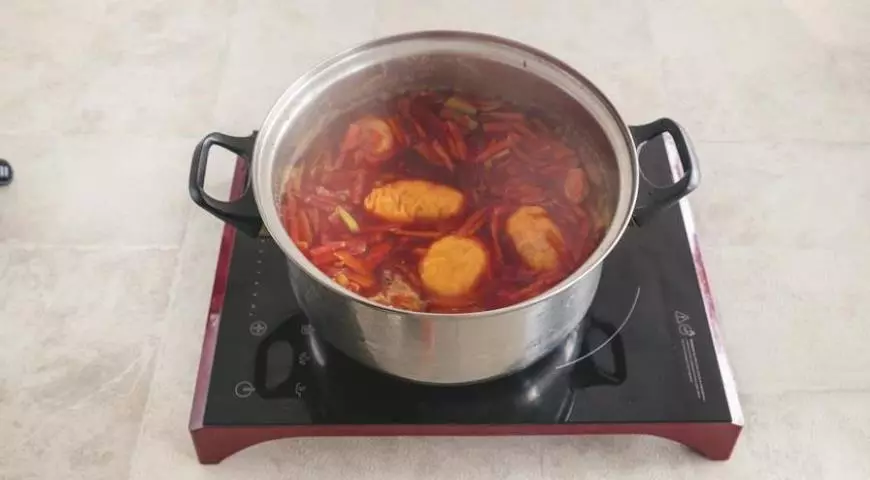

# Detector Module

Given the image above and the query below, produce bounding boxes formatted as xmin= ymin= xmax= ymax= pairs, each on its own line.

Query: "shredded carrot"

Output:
xmin=333 ymin=250 xmax=371 ymax=276
xmin=296 ymin=209 xmax=313 ymax=245
xmin=512 ymin=122 xmax=536 ymax=138
xmin=490 ymin=208 xmax=504 ymax=264
xmin=430 ymin=140 xmax=454 ymax=171
xmin=388 ymin=229 xmax=442 ymax=239
xmin=386 ymin=116 xmax=408 ymax=148
xmin=473 ymin=136 xmax=517 ymax=163
xmin=482 ymin=122 xmax=516 ymax=133
xmin=366 ymin=242 xmax=392 ymax=270
xmin=446 ymin=120 xmax=468 ymax=160
xmin=343 ymin=270 xmax=376 ymax=289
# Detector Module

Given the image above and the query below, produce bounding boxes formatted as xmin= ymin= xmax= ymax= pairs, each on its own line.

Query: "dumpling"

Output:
xmin=364 ymin=180 xmax=464 ymax=224
xmin=505 ymin=206 xmax=565 ymax=271
xmin=419 ymin=235 xmax=489 ymax=298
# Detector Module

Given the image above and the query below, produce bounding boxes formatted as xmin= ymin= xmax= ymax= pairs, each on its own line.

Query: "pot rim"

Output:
xmin=252 ymin=30 xmax=639 ymax=318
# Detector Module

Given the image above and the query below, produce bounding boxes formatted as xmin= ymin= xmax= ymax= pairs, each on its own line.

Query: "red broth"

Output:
xmin=280 ymin=91 xmax=608 ymax=313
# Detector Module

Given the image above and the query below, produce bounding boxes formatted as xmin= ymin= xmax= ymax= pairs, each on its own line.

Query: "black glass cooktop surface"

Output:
xmin=199 ymin=137 xmax=736 ymax=427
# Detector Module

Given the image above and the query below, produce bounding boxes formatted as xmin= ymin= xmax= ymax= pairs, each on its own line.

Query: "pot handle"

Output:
xmin=579 ymin=318 xmax=627 ymax=387
xmin=629 ymin=118 xmax=700 ymax=226
xmin=189 ymin=131 xmax=263 ymax=237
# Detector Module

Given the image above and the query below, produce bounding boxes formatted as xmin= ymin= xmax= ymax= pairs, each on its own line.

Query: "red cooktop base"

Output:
xmin=191 ymin=422 xmax=741 ymax=464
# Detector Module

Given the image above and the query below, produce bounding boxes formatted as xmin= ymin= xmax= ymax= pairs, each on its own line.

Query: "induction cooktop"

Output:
xmin=189 ymin=136 xmax=743 ymax=464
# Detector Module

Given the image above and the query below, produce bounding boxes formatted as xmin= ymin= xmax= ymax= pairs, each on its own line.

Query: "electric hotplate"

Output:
xmin=189 ymin=136 xmax=743 ymax=464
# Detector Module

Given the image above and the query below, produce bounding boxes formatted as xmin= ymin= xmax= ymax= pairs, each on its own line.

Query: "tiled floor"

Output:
xmin=1 ymin=0 xmax=869 ymax=478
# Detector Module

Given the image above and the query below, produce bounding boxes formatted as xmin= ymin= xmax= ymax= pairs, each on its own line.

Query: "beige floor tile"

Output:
xmin=649 ymin=0 xmax=870 ymax=142
xmin=0 ymin=247 xmax=176 ymax=480
xmin=391 ymin=437 xmax=541 ymax=480
xmin=0 ymin=0 xmax=236 ymax=137
xmin=212 ymin=0 xmax=377 ymax=133
xmin=780 ymin=0 xmax=870 ymax=52
xmin=0 ymin=1 xmax=110 ymax=134
xmin=0 ymin=135 xmax=196 ymax=247
xmin=540 ymin=391 xmax=870 ymax=479
xmin=60 ymin=0 xmax=237 ymax=136
xmin=702 ymin=245 xmax=870 ymax=394
xmin=686 ymin=140 xmax=870 ymax=393
xmin=255 ymin=437 xmax=539 ymax=480
xmin=690 ymin=141 xmax=870 ymax=250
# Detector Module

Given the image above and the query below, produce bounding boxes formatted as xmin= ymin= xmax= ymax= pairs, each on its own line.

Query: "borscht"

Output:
xmin=280 ymin=90 xmax=609 ymax=313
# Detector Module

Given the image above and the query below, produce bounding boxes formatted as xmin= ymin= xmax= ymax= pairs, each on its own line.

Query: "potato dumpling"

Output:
xmin=506 ymin=206 xmax=565 ymax=271
xmin=364 ymin=180 xmax=464 ymax=224
xmin=419 ymin=235 xmax=488 ymax=298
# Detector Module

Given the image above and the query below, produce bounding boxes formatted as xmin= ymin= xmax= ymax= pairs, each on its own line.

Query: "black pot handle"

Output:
xmin=573 ymin=318 xmax=627 ymax=387
xmin=629 ymin=118 xmax=700 ymax=226
xmin=189 ymin=131 xmax=263 ymax=237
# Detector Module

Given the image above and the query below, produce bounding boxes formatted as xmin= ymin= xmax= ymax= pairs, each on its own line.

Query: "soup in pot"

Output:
xmin=280 ymin=90 xmax=610 ymax=313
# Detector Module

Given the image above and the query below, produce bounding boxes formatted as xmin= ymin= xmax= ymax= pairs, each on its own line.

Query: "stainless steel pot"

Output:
xmin=189 ymin=31 xmax=699 ymax=385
